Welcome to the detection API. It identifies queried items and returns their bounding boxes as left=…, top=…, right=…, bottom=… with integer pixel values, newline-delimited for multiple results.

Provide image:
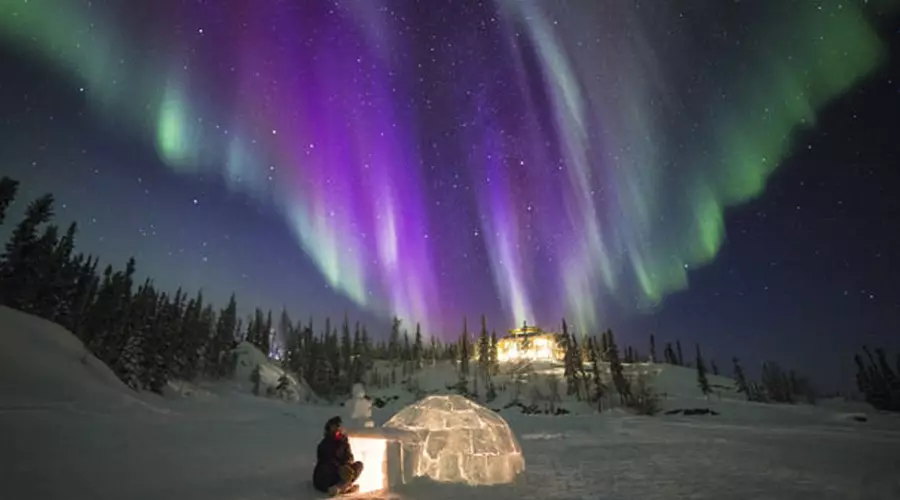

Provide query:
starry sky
left=1, top=0, right=898, bottom=389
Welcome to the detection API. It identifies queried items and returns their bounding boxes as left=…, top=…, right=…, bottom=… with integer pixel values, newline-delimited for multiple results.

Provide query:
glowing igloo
left=384, top=395, right=525, bottom=485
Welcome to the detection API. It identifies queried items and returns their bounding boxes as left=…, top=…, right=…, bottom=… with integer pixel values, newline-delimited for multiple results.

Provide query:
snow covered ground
left=2, top=306, right=900, bottom=500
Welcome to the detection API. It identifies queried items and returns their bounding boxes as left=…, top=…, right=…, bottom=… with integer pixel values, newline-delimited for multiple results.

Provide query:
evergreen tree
left=340, top=313, right=352, bottom=385
left=876, top=348, right=899, bottom=398
left=88, top=258, right=137, bottom=366
left=350, top=321, right=363, bottom=383
left=600, top=330, right=610, bottom=362
left=649, top=334, right=657, bottom=363
left=388, top=316, right=401, bottom=366
left=30, top=222, right=78, bottom=321
left=402, top=330, right=411, bottom=368
left=360, top=324, right=372, bottom=371
left=477, top=315, right=491, bottom=381
left=711, top=359, right=719, bottom=376
left=324, top=322, right=341, bottom=390
left=0, top=193, right=55, bottom=308
left=676, top=340, right=684, bottom=366
left=209, top=294, right=238, bottom=377
left=560, top=320, right=576, bottom=396
left=264, top=309, right=273, bottom=356
left=457, top=317, right=470, bottom=394
left=413, top=323, right=423, bottom=370
left=587, top=337, right=607, bottom=412
left=761, top=361, right=791, bottom=403
left=278, top=307, right=293, bottom=360
left=429, top=336, right=438, bottom=366
left=663, top=342, right=675, bottom=364
left=733, top=357, right=749, bottom=397
left=115, top=280, right=158, bottom=389
left=0, top=176, right=20, bottom=225
left=570, top=330, right=589, bottom=401
left=855, top=347, right=900, bottom=411
left=606, top=329, right=630, bottom=404
left=67, top=254, right=100, bottom=338
left=489, top=330, right=499, bottom=375
left=695, top=344, right=711, bottom=397
left=141, top=291, right=174, bottom=393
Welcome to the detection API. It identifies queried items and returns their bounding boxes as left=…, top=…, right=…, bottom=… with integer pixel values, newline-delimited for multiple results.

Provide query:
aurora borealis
left=1, top=0, right=898, bottom=348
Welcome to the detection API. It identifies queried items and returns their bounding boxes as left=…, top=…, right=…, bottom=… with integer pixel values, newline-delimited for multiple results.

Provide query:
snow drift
left=0, top=306, right=139, bottom=408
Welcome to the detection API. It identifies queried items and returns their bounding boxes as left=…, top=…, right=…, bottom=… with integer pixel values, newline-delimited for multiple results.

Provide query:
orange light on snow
left=347, top=436, right=387, bottom=494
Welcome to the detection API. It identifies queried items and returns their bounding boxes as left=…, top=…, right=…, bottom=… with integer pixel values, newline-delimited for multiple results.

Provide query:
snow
left=2, top=306, right=900, bottom=499
left=233, top=341, right=316, bottom=402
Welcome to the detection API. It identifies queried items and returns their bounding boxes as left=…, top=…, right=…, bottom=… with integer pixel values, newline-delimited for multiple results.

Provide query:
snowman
left=345, top=382, right=374, bottom=429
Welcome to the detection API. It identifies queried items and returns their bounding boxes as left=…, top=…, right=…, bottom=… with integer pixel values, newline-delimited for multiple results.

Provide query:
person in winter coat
left=312, top=416, right=364, bottom=495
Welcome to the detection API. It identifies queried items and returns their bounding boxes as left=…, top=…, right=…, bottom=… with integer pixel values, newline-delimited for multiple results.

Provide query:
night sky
left=1, top=0, right=898, bottom=389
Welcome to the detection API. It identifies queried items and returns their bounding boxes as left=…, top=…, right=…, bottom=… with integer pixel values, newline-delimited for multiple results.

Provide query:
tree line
left=0, top=176, right=492, bottom=399
left=1, top=176, right=894, bottom=412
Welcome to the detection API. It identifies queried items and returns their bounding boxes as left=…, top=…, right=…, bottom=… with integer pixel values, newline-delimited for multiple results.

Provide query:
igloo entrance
left=384, top=394, right=525, bottom=486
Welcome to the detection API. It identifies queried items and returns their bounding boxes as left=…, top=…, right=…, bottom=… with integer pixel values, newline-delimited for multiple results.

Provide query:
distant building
left=496, top=323, right=564, bottom=363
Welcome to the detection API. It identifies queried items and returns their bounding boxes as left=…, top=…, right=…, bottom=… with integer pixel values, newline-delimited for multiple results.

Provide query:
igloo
left=384, top=394, right=525, bottom=486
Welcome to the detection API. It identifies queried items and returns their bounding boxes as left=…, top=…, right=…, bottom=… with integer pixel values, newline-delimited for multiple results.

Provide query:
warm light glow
left=496, top=333, right=563, bottom=363
left=384, top=395, right=525, bottom=486
left=347, top=436, right=387, bottom=494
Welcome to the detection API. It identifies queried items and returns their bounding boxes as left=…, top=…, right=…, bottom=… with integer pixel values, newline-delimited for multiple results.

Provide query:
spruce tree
left=876, top=348, right=899, bottom=399
left=284, top=325, right=302, bottom=378
left=140, top=292, right=171, bottom=392
left=0, top=176, right=20, bottom=225
left=264, top=309, right=273, bottom=356
left=606, top=329, right=630, bottom=404
left=732, top=356, right=749, bottom=397
left=428, top=336, right=438, bottom=366
left=587, top=337, right=607, bottom=411
left=22, top=223, right=60, bottom=313
left=649, top=334, right=657, bottom=363
left=209, top=294, right=238, bottom=377
left=360, top=324, right=372, bottom=371
left=68, top=255, right=99, bottom=338
left=478, top=315, right=491, bottom=381
left=402, top=330, right=411, bottom=367
left=560, top=320, right=576, bottom=395
left=0, top=193, right=55, bottom=307
left=116, top=280, right=157, bottom=389
left=600, top=330, right=610, bottom=361
left=340, top=314, right=352, bottom=385
left=350, top=321, right=363, bottom=383
left=676, top=340, right=684, bottom=366
left=569, top=330, right=588, bottom=401
left=695, top=344, right=711, bottom=397
left=413, top=323, right=423, bottom=370
left=489, top=330, right=499, bottom=375
left=389, top=316, right=401, bottom=366
left=457, top=317, right=470, bottom=394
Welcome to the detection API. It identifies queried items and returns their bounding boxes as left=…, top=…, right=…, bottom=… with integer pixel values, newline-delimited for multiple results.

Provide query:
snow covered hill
left=0, top=306, right=164, bottom=413
left=2, top=307, right=900, bottom=500
left=232, top=341, right=317, bottom=402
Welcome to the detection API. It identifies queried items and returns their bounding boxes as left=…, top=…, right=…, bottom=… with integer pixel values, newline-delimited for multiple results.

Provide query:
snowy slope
left=2, top=308, right=900, bottom=500
left=232, top=341, right=317, bottom=402
left=0, top=306, right=164, bottom=413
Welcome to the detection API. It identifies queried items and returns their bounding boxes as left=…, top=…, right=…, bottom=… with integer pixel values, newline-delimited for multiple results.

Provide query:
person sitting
left=312, top=416, right=364, bottom=496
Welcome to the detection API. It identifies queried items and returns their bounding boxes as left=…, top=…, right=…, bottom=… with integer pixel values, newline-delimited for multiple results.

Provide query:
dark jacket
left=312, top=434, right=354, bottom=492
